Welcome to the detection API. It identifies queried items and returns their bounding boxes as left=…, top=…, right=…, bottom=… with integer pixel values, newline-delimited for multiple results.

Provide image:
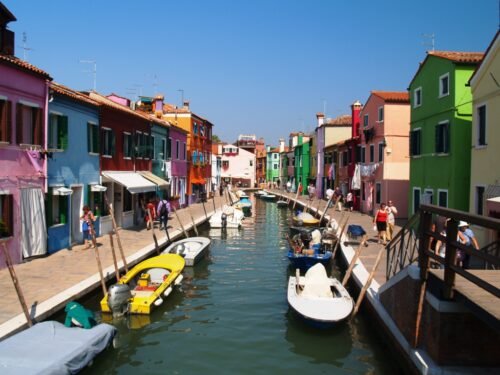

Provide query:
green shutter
left=58, top=116, right=68, bottom=150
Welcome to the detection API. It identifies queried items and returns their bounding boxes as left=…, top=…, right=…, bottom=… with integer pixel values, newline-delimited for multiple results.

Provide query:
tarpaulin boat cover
left=0, top=321, right=116, bottom=374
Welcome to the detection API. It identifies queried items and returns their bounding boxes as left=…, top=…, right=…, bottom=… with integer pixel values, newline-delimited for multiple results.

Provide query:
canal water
left=82, top=196, right=402, bottom=374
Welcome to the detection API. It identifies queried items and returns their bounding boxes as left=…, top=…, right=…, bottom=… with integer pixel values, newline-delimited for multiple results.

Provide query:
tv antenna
left=422, top=33, right=435, bottom=51
left=126, top=84, right=143, bottom=101
left=19, top=32, right=34, bottom=61
left=79, top=59, right=97, bottom=91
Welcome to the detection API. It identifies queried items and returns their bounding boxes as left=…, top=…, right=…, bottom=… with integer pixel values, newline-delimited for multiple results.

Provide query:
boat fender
left=221, top=213, right=227, bottom=228
left=154, top=297, right=164, bottom=307
left=174, top=274, right=184, bottom=285
left=164, top=286, right=173, bottom=297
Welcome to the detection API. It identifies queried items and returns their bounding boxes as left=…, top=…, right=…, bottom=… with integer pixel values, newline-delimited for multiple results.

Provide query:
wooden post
left=212, top=194, right=217, bottom=213
left=104, top=197, right=127, bottom=273
left=292, top=183, right=302, bottom=210
left=147, top=208, right=160, bottom=254
left=443, top=219, right=459, bottom=299
left=153, top=233, right=160, bottom=255
left=319, top=196, right=334, bottom=225
left=89, top=220, right=106, bottom=296
left=332, top=216, right=350, bottom=260
left=172, top=206, right=189, bottom=238
left=1, top=242, right=32, bottom=327
left=189, top=211, right=199, bottom=236
left=352, top=245, right=385, bottom=316
left=202, top=200, right=208, bottom=220
left=342, top=236, right=366, bottom=286
left=108, top=233, right=120, bottom=281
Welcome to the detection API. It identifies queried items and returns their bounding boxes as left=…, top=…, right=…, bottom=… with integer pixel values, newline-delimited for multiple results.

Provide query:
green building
left=408, top=51, right=483, bottom=214
left=294, top=134, right=311, bottom=195
left=266, top=146, right=280, bottom=183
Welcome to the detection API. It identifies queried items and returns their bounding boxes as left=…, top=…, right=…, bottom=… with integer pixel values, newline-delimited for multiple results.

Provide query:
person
left=326, top=187, right=334, bottom=208
left=345, top=191, right=353, bottom=212
left=307, top=183, right=315, bottom=200
left=157, top=196, right=170, bottom=230
left=144, top=198, right=156, bottom=230
left=80, top=205, right=95, bottom=249
left=219, top=182, right=224, bottom=197
left=286, top=180, right=291, bottom=192
left=458, top=221, right=479, bottom=269
left=385, top=200, right=398, bottom=241
left=334, top=187, right=343, bottom=211
left=373, top=202, right=388, bottom=245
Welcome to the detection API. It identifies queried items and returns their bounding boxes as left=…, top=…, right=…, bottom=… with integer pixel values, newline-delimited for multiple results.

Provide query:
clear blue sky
left=6, top=0, right=498, bottom=145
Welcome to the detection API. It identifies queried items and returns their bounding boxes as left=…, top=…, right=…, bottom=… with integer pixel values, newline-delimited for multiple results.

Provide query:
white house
left=220, top=144, right=256, bottom=188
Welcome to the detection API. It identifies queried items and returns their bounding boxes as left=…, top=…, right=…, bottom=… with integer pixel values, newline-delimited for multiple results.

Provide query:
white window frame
left=413, top=87, right=422, bottom=108
left=377, top=106, right=384, bottom=123
left=437, top=189, right=448, bottom=208
left=439, top=73, right=450, bottom=98
left=412, top=187, right=421, bottom=214
left=475, top=103, right=487, bottom=148
left=424, top=188, right=434, bottom=205
left=102, top=127, right=113, bottom=158
left=123, top=131, right=132, bottom=160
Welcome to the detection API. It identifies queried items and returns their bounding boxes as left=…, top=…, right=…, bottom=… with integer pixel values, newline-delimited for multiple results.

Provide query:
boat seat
left=301, top=264, right=333, bottom=298
left=147, top=268, right=171, bottom=284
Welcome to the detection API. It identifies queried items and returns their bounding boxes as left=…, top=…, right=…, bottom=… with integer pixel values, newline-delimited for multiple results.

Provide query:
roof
left=0, top=2, right=17, bottom=23
left=469, top=31, right=500, bottom=86
left=324, top=115, right=352, bottom=126
left=0, top=54, right=51, bottom=79
left=89, top=92, right=155, bottom=123
left=371, top=91, right=410, bottom=104
left=50, top=82, right=100, bottom=107
left=408, top=50, right=484, bottom=88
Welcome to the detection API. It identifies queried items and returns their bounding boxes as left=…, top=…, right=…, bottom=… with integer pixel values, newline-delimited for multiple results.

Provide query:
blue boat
left=286, top=232, right=332, bottom=271
left=287, top=250, right=332, bottom=271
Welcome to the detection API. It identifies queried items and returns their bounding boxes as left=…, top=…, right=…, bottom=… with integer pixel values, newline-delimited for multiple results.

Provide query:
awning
left=191, top=177, right=206, bottom=185
left=139, top=171, right=169, bottom=189
left=102, top=171, right=156, bottom=194
left=90, top=184, right=108, bottom=192
left=53, top=187, right=73, bottom=196
left=485, top=184, right=500, bottom=199
left=486, top=196, right=500, bottom=213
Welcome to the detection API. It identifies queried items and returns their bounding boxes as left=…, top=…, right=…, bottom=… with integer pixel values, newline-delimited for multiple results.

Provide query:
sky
left=5, top=0, right=499, bottom=145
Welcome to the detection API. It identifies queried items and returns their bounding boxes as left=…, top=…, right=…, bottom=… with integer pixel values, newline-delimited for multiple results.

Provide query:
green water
left=83, top=197, right=402, bottom=374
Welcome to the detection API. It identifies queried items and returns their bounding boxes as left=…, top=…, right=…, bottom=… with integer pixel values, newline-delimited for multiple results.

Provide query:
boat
left=209, top=205, right=244, bottom=228
left=0, top=320, right=116, bottom=374
left=276, top=198, right=289, bottom=207
left=287, top=249, right=332, bottom=271
left=287, top=263, right=353, bottom=328
left=234, top=195, right=252, bottom=215
left=261, top=193, right=277, bottom=201
left=292, top=211, right=320, bottom=226
left=287, top=231, right=332, bottom=271
left=100, top=253, right=185, bottom=315
left=162, top=237, right=211, bottom=266
left=254, top=190, right=267, bottom=197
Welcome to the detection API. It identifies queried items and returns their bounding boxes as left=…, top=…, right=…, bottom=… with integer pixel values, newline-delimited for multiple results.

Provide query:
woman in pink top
left=373, top=203, right=388, bottom=245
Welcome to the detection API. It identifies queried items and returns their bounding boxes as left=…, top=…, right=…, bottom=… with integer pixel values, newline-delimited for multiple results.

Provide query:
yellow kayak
left=101, top=254, right=185, bottom=315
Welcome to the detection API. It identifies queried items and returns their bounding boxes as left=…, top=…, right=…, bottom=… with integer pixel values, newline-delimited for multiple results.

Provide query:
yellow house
left=469, top=31, right=500, bottom=245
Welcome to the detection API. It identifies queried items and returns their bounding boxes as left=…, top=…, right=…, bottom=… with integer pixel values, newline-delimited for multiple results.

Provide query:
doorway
left=71, top=185, right=83, bottom=246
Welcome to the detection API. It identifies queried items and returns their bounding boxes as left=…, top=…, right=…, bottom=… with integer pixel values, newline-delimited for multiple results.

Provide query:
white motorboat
left=276, top=199, right=288, bottom=207
left=209, top=205, right=244, bottom=228
left=162, top=237, right=211, bottom=266
left=287, top=263, right=353, bottom=328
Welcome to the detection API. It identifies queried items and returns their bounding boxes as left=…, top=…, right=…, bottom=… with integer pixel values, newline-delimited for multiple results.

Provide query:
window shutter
left=445, top=123, right=450, bottom=153
left=95, top=125, right=100, bottom=153
left=87, top=122, right=91, bottom=152
left=34, top=108, right=43, bottom=146
left=48, top=114, right=56, bottom=149
left=435, top=125, right=439, bottom=153
left=58, top=115, right=68, bottom=150
left=16, top=103, right=23, bottom=144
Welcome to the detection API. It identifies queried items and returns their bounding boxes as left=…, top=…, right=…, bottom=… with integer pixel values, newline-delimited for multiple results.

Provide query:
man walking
left=157, top=196, right=170, bottom=231
left=385, top=200, right=398, bottom=241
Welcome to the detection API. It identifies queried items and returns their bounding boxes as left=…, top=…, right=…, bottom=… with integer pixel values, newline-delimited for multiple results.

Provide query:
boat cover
left=0, top=321, right=116, bottom=374
left=301, top=263, right=333, bottom=298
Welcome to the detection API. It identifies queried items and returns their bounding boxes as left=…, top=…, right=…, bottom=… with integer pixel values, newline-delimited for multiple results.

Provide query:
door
left=20, top=187, right=47, bottom=258
left=71, top=186, right=83, bottom=245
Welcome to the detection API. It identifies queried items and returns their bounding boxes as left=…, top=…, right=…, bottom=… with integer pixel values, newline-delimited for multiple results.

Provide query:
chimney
left=316, top=112, right=324, bottom=127
left=183, top=100, right=190, bottom=111
left=351, top=100, right=362, bottom=138
left=279, top=138, right=285, bottom=152
left=154, top=95, right=164, bottom=118
left=0, top=3, right=17, bottom=55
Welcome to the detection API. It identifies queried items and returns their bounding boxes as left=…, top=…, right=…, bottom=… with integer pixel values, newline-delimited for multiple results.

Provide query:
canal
left=82, top=196, right=402, bottom=374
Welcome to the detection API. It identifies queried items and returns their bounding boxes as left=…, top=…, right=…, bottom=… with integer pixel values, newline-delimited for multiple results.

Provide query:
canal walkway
left=0, top=190, right=393, bottom=340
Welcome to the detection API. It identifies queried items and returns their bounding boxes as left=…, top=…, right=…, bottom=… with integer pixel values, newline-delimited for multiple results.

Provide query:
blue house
left=46, top=82, right=102, bottom=252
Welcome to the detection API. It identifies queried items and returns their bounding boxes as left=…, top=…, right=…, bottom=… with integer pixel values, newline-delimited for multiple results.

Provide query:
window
left=161, top=138, right=166, bottom=160
left=183, top=142, right=186, bottom=160
left=146, top=134, right=153, bottom=159
left=435, top=121, right=449, bottom=154
left=123, top=132, right=133, bottom=158
left=151, top=135, right=156, bottom=159
left=413, top=188, right=421, bottom=214
left=413, top=87, right=422, bottom=108
left=423, top=189, right=433, bottom=205
left=363, top=114, right=369, bottom=127
left=176, top=140, right=179, bottom=159
left=361, top=146, right=366, bottom=163
left=48, top=113, right=68, bottom=150
left=273, top=163, right=278, bottom=170
left=87, top=122, right=99, bottom=154
left=477, top=105, right=486, bottom=146
left=193, top=122, right=198, bottom=135
left=347, top=147, right=352, bottom=164
left=361, top=182, right=366, bottom=201
left=375, top=182, right=381, bottom=204
left=439, top=73, right=449, bottom=98
left=273, top=154, right=278, bottom=159
left=378, top=142, right=384, bottom=162
left=222, top=160, right=229, bottom=169
left=438, top=189, right=448, bottom=208
left=102, top=128, right=115, bottom=157
left=46, top=188, right=68, bottom=226
left=135, top=131, right=144, bottom=158
left=378, top=106, right=384, bottom=123
left=250, top=160, right=253, bottom=166
left=342, top=151, right=348, bottom=167
left=369, top=144, right=374, bottom=162
left=475, top=186, right=485, bottom=215
left=0, top=98, right=12, bottom=143
left=167, top=137, right=172, bottom=159
left=16, top=103, right=43, bottom=146
left=123, top=189, right=132, bottom=212
left=410, top=129, right=421, bottom=156
left=0, top=194, right=13, bottom=238
left=356, top=145, right=361, bottom=162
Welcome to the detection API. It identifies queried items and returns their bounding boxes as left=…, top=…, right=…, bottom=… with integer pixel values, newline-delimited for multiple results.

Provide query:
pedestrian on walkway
left=458, top=221, right=479, bottom=269
left=345, top=191, right=353, bottom=211
left=373, top=202, right=388, bottom=245
left=307, top=183, right=315, bottom=200
left=286, top=180, right=291, bottom=192
left=144, top=198, right=156, bottom=230
left=385, top=200, right=398, bottom=241
left=80, top=205, right=95, bottom=249
left=157, top=196, right=170, bottom=230
left=334, top=186, right=343, bottom=211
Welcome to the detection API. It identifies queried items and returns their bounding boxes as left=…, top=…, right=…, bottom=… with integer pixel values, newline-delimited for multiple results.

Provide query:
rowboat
left=209, top=205, right=244, bottom=228
left=287, top=231, right=332, bottom=271
left=261, top=193, right=277, bottom=201
left=276, top=199, right=289, bottom=207
left=292, top=211, right=320, bottom=226
left=162, top=237, right=211, bottom=266
left=101, top=254, right=185, bottom=315
left=288, top=264, right=353, bottom=328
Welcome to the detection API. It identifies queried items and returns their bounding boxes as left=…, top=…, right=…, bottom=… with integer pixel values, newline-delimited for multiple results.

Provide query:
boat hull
left=162, top=237, right=210, bottom=266
left=287, top=250, right=332, bottom=271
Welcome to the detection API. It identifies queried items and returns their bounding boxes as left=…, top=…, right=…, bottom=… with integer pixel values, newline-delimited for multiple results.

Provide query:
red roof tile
left=371, top=91, right=409, bottom=103
left=325, top=115, right=352, bottom=126
left=0, top=54, right=51, bottom=79
left=51, top=82, right=100, bottom=107
left=428, top=50, right=484, bottom=64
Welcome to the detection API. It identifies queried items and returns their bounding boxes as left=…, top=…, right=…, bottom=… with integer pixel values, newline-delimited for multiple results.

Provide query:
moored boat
left=162, top=237, right=211, bottom=266
left=261, top=193, right=277, bottom=201
left=101, top=253, right=185, bottom=315
left=292, top=211, right=320, bottom=226
left=276, top=199, right=288, bottom=207
left=287, top=264, right=353, bottom=328
left=209, top=205, right=244, bottom=228
left=287, top=231, right=332, bottom=271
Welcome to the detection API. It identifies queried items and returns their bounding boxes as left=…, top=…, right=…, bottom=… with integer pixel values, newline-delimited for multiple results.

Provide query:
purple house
left=0, top=3, right=52, bottom=268
left=168, top=124, right=188, bottom=207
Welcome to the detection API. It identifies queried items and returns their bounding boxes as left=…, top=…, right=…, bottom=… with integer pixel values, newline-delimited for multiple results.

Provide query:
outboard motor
left=221, top=212, right=227, bottom=229
left=107, top=284, right=132, bottom=316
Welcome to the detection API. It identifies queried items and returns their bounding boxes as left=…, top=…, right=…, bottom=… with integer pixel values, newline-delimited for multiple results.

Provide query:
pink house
left=358, top=91, right=410, bottom=218
left=0, top=3, right=52, bottom=268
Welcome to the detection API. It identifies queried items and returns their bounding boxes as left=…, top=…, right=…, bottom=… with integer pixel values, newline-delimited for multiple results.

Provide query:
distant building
left=220, top=143, right=255, bottom=188
left=236, top=134, right=257, bottom=153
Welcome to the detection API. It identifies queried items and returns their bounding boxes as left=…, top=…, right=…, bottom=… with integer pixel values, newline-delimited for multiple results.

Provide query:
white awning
left=102, top=171, right=156, bottom=194
left=90, top=184, right=108, bottom=192
left=53, top=187, right=73, bottom=196
left=138, top=171, right=169, bottom=189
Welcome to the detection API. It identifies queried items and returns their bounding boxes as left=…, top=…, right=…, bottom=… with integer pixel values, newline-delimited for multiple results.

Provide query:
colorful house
left=469, top=31, right=500, bottom=245
left=358, top=91, right=410, bottom=218
left=256, top=147, right=267, bottom=187
left=293, top=133, right=311, bottom=194
left=0, top=4, right=52, bottom=267
left=220, top=143, right=256, bottom=188
left=408, top=51, right=484, bottom=214
left=266, top=145, right=280, bottom=184
left=168, top=124, right=188, bottom=207
left=46, top=83, right=101, bottom=253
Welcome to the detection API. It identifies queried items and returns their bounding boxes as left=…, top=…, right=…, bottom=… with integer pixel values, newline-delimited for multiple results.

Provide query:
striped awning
left=102, top=171, right=156, bottom=194
left=139, top=171, right=169, bottom=189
